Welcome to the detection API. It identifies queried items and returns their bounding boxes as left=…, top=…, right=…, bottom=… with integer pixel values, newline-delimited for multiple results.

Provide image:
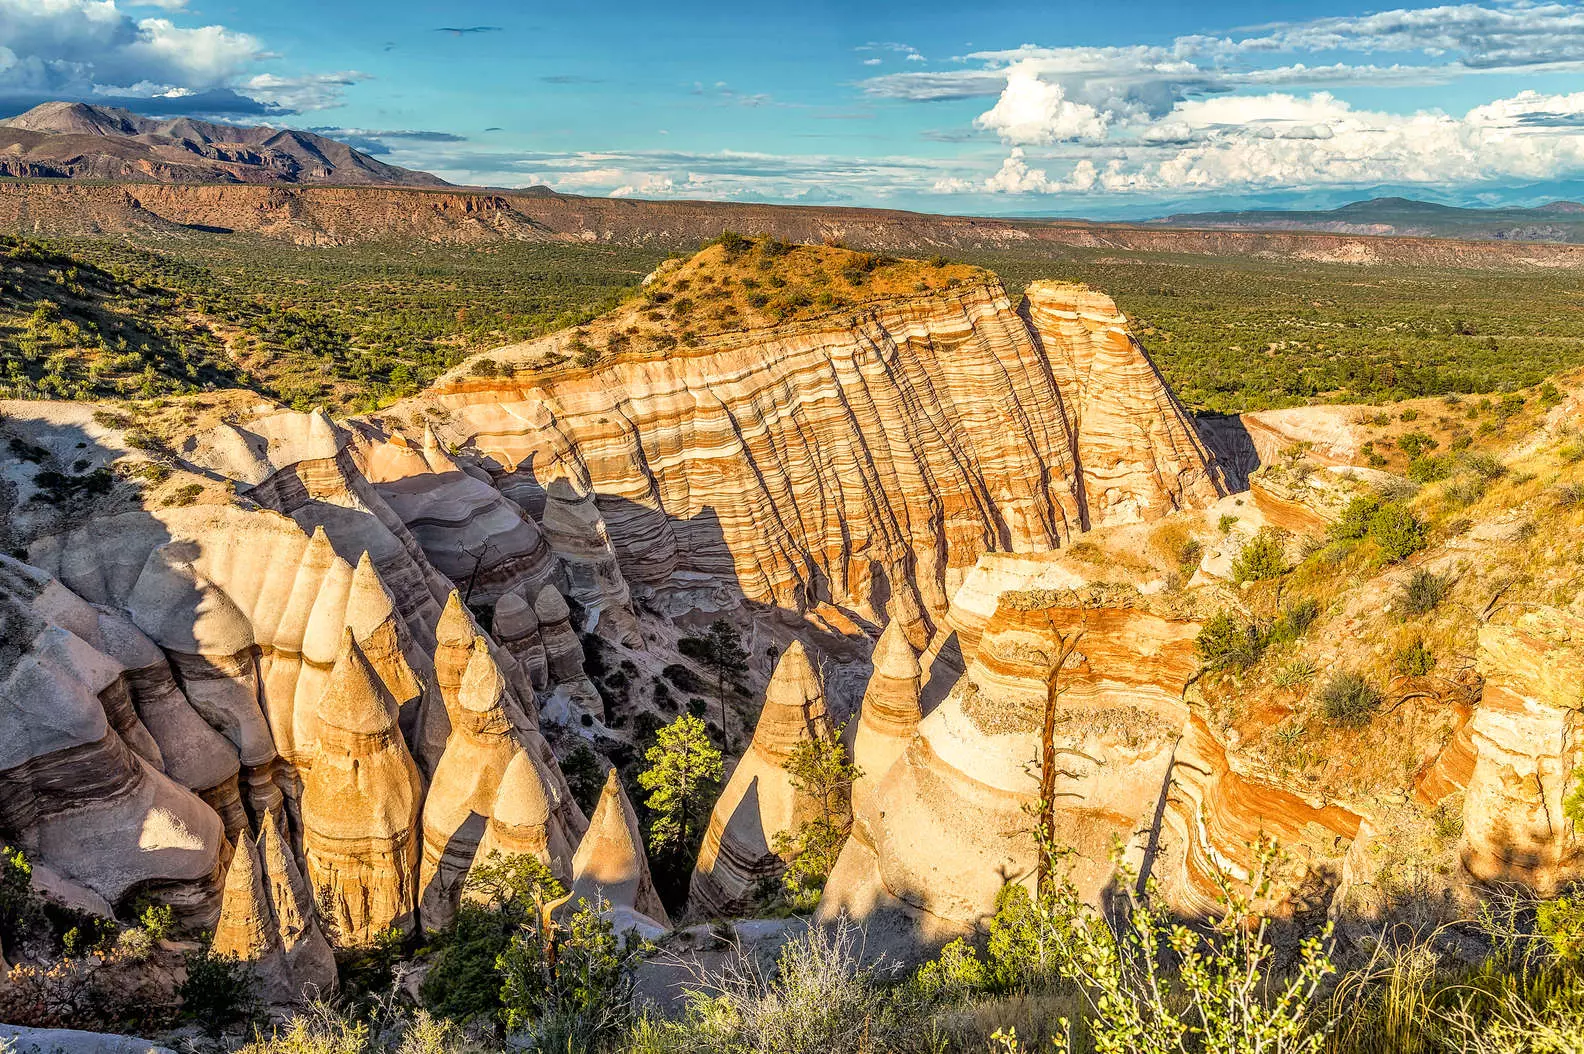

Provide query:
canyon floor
left=0, top=233, right=1581, bottom=1052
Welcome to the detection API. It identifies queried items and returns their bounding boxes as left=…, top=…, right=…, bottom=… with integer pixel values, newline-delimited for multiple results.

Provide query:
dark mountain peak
left=0, top=101, right=449, bottom=188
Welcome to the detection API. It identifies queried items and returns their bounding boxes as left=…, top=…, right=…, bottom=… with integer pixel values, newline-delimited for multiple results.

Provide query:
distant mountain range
left=0, top=102, right=448, bottom=187
left=1154, top=196, right=1584, bottom=244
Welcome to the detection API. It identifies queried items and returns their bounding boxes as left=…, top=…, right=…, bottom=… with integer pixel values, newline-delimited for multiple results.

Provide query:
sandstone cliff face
left=1023, top=283, right=1224, bottom=527
left=819, top=554, right=1378, bottom=959
left=414, top=265, right=1221, bottom=644
left=1460, top=607, right=1583, bottom=892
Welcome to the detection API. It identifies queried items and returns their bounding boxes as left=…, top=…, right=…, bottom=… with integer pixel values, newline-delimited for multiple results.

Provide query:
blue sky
left=3, top=0, right=1584, bottom=216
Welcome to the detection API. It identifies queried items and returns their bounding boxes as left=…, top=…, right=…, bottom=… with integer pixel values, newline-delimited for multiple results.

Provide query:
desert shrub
left=1397, top=569, right=1450, bottom=617
left=421, top=853, right=565, bottom=1025
left=1443, top=475, right=1486, bottom=506
left=1461, top=451, right=1507, bottom=480
left=1335, top=496, right=1427, bottom=562
left=1408, top=454, right=1452, bottom=483
left=1320, top=672, right=1383, bottom=727
left=1195, top=612, right=1266, bottom=671
left=662, top=662, right=705, bottom=694
left=638, top=918, right=892, bottom=1054
left=179, top=948, right=257, bottom=1035
left=1537, top=897, right=1584, bottom=963
left=1231, top=527, right=1290, bottom=583
left=1369, top=504, right=1428, bottom=562
left=1176, top=537, right=1204, bottom=575
left=469, top=358, right=500, bottom=377
left=1393, top=638, right=1436, bottom=676
left=0, top=845, right=41, bottom=951
left=1556, top=483, right=1584, bottom=510
left=1396, top=431, right=1436, bottom=458
left=1218, top=513, right=1239, bottom=533
left=496, top=895, right=647, bottom=1049
left=1267, top=597, right=1320, bottom=647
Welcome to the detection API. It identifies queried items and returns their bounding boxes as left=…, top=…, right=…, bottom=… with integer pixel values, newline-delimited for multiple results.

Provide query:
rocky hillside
left=394, top=241, right=1222, bottom=645
left=1157, top=196, right=1584, bottom=244
left=4, top=178, right=1584, bottom=268
left=0, top=102, right=448, bottom=187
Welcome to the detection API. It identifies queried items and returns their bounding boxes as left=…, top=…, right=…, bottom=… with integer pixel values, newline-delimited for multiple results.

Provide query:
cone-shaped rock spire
left=851, top=621, right=923, bottom=815
left=470, top=748, right=576, bottom=888
left=689, top=641, right=831, bottom=916
left=569, top=769, right=671, bottom=934
left=212, top=828, right=277, bottom=962
left=301, top=629, right=423, bottom=945
left=418, top=643, right=522, bottom=932
left=259, top=809, right=337, bottom=999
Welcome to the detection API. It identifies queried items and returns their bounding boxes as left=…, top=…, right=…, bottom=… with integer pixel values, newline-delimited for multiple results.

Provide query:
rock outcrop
left=301, top=630, right=424, bottom=944
left=850, top=620, right=923, bottom=818
left=419, top=643, right=543, bottom=931
left=568, top=769, right=671, bottom=936
left=471, top=749, right=577, bottom=886
left=690, top=641, right=832, bottom=916
left=820, top=586, right=1198, bottom=956
left=412, top=250, right=1223, bottom=642
left=211, top=822, right=335, bottom=1004
left=1023, top=282, right=1224, bottom=527
left=1460, top=607, right=1584, bottom=892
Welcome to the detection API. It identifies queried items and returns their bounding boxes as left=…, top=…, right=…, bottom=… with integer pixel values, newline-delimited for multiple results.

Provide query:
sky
left=3, top=0, right=1584, bottom=217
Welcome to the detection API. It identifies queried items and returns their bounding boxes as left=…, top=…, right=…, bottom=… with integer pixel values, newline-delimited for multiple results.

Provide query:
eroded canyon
left=1, top=241, right=1581, bottom=1040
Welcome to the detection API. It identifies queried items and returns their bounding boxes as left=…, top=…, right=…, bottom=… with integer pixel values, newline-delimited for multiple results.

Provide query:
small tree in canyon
left=638, top=713, right=723, bottom=900
left=772, top=725, right=862, bottom=906
left=682, top=618, right=749, bottom=748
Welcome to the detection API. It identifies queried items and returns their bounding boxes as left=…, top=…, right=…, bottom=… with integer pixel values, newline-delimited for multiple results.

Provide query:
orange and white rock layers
left=1460, top=607, right=1584, bottom=892
left=212, top=821, right=336, bottom=1005
left=424, top=281, right=1090, bottom=640
left=423, top=278, right=1221, bottom=642
left=819, top=586, right=1201, bottom=959
left=300, top=630, right=424, bottom=944
left=689, top=641, right=834, bottom=917
left=1023, top=282, right=1224, bottom=528
left=352, top=424, right=560, bottom=606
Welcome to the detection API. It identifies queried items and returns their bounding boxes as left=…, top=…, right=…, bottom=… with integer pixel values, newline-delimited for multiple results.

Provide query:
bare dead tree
left=1038, top=622, right=1086, bottom=898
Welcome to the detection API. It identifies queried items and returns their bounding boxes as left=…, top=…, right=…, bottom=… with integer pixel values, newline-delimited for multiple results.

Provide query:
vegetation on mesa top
left=464, top=235, right=986, bottom=378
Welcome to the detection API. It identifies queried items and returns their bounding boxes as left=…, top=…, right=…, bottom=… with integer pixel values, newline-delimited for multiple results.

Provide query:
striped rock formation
left=567, top=769, right=671, bottom=937
left=418, top=643, right=535, bottom=932
left=540, top=477, right=641, bottom=646
left=0, top=557, right=226, bottom=924
left=689, top=641, right=833, bottom=917
left=1023, top=282, right=1224, bottom=527
left=1459, top=607, right=1584, bottom=892
left=492, top=588, right=549, bottom=699
left=819, top=586, right=1198, bottom=957
left=351, top=423, right=559, bottom=606
left=301, top=630, right=424, bottom=944
left=850, top=620, right=923, bottom=818
left=211, top=823, right=336, bottom=1005
left=533, top=584, right=603, bottom=727
left=411, top=251, right=1223, bottom=642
